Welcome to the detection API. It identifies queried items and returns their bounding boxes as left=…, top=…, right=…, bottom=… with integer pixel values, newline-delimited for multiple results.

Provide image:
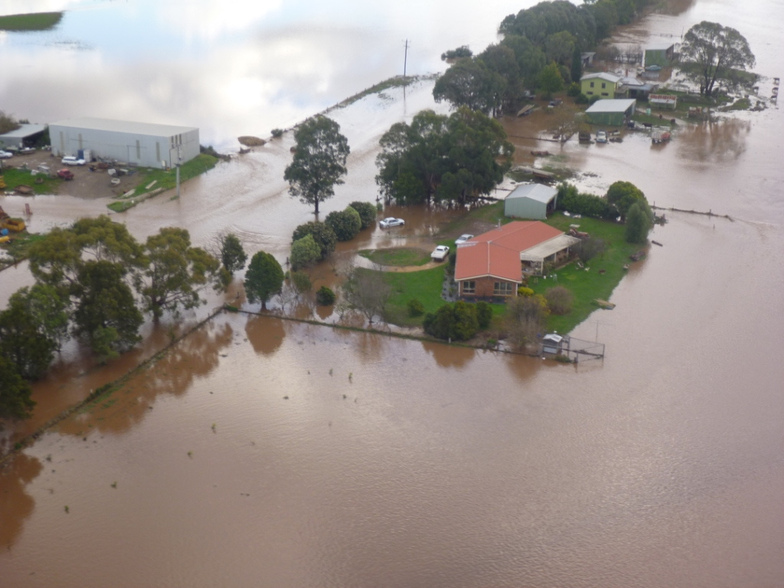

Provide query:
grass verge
left=0, top=167, right=61, bottom=194
left=359, top=247, right=431, bottom=267
left=382, top=265, right=446, bottom=326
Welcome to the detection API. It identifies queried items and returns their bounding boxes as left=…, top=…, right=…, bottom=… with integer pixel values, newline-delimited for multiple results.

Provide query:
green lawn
left=359, top=247, right=431, bottom=266
left=382, top=265, right=447, bottom=326
left=0, top=167, right=61, bottom=194
left=530, top=213, right=640, bottom=333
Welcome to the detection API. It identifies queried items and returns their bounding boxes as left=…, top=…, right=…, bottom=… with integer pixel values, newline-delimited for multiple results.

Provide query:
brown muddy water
left=2, top=1, right=784, bottom=586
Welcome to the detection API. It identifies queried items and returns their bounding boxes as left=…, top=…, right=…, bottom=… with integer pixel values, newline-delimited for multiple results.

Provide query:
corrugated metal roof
left=506, top=183, right=557, bottom=204
left=455, top=221, right=563, bottom=282
left=0, top=124, right=47, bottom=139
left=519, top=234, right=581, bottom=262
left=49, top=117, right=197, bottom=136
left=585, top=99, right=637, bottom=114
left=581, top=72, right=621, bottom=84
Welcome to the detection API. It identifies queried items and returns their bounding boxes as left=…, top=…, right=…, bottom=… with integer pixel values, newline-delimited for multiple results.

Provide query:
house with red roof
left=454, top=221, right=580, bottom=300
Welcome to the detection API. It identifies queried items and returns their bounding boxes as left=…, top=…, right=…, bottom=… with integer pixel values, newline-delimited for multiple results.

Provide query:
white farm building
left=49, top=118, right=199, bottom=169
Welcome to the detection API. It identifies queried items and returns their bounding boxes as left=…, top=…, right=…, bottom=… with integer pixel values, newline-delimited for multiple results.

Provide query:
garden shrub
left=348, top=201, right=377, bottom=230
left=326, top=207, right=362, bottom=242
left=545, top=286, right=574, bottom=315
left=290, top=234, right=321, bottom=270
left=407, top=298, right=425, bottom=317
left=316, top=286, right=336, bottom=306
left=292, top=221, right=337, bottom=260
left=475, top=301, right=492, bottom=329
left=423, top=301, right=479, bottom=341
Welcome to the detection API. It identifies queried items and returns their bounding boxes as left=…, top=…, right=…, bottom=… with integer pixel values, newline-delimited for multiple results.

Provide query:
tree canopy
left=244, top=251, right=284, bottom=310
left=220, top=233, right=247, bottom=273
left=433, top=58, right=506, bottom=116
left=137, top=227, right=227, bottom=321
left=0, top=356, right=35, bottom=421
left=292, top=221, right=337, bottom=261
left=375, top=107, right=513, bottom=206
left=284, top=116, right=350, bottom=214
left=606, top=180, right=647, bottom=220
left=679, top=21, right=755, bottom=96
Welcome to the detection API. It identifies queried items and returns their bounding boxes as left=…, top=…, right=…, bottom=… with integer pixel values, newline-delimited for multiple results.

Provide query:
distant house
left=454, top=221, right=580, bottom=299
left=617, top=76, right=657, bottom=100
left=580, top=72, right=621, bottom=98
left=585, top=99, right=637, bottom=126
left=504, top=183, right=558, bottom=220
left=580, top=52, right=596, bottom=68
left=0, top=123, right=46, bottom=149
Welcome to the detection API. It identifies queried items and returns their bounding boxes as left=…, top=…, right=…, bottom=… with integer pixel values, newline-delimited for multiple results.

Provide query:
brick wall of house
left=459, top=276, right=518, bottom=300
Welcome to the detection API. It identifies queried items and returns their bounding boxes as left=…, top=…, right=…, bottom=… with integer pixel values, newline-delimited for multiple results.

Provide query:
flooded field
left=2, top=0, right=784, bottom=585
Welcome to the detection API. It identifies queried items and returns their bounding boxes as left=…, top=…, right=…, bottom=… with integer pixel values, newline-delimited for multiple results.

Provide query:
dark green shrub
left=567, top=82, right=581, bottom=97
left=556, top=182, right=615, bottom=220
left=316, top=286, right=336, bottom=306
left=325, top=207, right=362, bottom=242
left=271, top=128, right=283, bottom=138
left=423, top=301, right=479, bottom=341
left=475, top=301, right=492, bottom=329
left=407, top=298, right=425, bottom=317
left=290, top=234, right=321, bottom=270
left=349, top=201, right=378, bottom=229
left=292, top=221, right=337, bottom=260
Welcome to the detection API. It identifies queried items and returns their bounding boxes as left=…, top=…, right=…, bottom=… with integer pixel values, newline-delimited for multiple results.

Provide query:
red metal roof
left=454, top=221, right=563, bottom=282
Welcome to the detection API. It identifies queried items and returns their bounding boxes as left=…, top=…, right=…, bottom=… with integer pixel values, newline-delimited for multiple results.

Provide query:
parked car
left=61, top=155, right=86, bottom=166
left=431, top=245, right=450, bottom=261
left=379, top=217, right=405, bottom=228
left=57, top=169, right=75, bottom=180
left=596, top=130, right=608, bottom=143
left=0, top=150, right=13, bottom=159
left=455, top=234, right=474, bottom=245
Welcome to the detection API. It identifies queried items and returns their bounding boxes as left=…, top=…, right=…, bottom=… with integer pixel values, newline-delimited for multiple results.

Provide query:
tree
left=538, top=62, right=565, bottom=98
left=505, top=294, right=549, bottom=351
left=679, top=21, right=755, bottom=96
left=72, top=260, right=144, bottom=360
left=244, top=251, right=284, bottom=310
left=423, top=301, right=480, bottom=341
left=0, top=287, right=61, bottom=380
left=342, top=268, right=391, bottom=324
left=137, top=227, right=226, bottom=321
left=284, top=116, right=350, bottom=214
left=348, top=201, right=377, bottom=230
left=290, top=234, right=321, bottom=270
left=292, top=221, right=337, bottom=261
left=606, top=180, right=647, bottom=220
left=325, top=207, right=361, bottom=242
left=220, top=233, right=247, bottom=273
left=625, top=202, right=653, bottom=244
left=376, top=108, right=513, bottom=206
left=574, top=236, right=607, bottom=264
left=433, top=58, right=506, bottom=115
left=0, top=356, right=35, bottom=421
left=28, top=215, right=144, bottom=291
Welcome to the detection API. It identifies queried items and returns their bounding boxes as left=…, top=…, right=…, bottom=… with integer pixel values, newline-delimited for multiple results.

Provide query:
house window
left=493, top=281, right=515, bottom=296
left=462, top=281, right=476, bottom=295
left=601, top=82, right=606, bottom=89
left=590, top=81, right=594, bottom=88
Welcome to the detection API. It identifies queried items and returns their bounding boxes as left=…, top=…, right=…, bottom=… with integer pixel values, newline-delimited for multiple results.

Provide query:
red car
left=57, top=169, right=75, bottom=180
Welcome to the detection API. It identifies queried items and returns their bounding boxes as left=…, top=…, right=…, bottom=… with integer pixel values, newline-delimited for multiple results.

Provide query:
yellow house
left=581, top=73, right=621, bottom=98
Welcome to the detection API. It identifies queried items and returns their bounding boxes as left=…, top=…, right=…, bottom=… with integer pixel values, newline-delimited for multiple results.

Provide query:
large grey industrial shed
left=585, top=99, right=637, bottom=126
left=504, top=183, right=558, bottom=220
left=49, top=117, right=199, bottom=169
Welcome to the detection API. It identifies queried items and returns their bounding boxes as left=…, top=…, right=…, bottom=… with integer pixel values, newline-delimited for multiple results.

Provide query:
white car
left=61, top=155, right=86, bottom=166
left=595, top=130, right=608, bottom=144
left=379, top=217, right=405, bottom=228
left=0, top=150, right=13, bottom=159
left=455, top=234, right=474, bottom=245
left=431, top=245, right=450, bottom=261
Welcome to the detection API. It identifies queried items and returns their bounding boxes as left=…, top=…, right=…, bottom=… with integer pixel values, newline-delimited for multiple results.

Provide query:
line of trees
left=0, top=216, right=239, bottom=421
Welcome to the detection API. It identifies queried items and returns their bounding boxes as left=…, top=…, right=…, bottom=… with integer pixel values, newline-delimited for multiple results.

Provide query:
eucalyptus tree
left=679, top=21, right=755, bottom=96
left=284, top=116, right=350, bottom=214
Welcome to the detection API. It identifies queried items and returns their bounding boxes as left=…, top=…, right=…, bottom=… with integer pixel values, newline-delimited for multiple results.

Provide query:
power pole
left=403, top=39, right=409, bottom=80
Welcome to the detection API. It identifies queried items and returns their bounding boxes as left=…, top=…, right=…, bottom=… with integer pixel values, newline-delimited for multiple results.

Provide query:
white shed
left=49, top=117, right=199, bottom=169
left=504, top=183, right=558, bottom=220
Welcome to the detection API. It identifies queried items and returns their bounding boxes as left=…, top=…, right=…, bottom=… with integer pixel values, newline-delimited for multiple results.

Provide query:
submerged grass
left=359, top=247, right=431, bottom=267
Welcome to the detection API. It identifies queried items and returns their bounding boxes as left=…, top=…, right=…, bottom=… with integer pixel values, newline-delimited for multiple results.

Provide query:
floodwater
left=2, top=0, right=784, bottom=586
